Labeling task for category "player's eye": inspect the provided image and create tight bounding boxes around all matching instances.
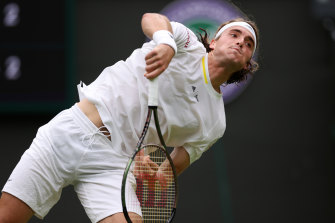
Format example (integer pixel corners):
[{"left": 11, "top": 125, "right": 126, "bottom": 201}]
[{"left": 245, "top": 40, "right": 254, "bottom": 49}]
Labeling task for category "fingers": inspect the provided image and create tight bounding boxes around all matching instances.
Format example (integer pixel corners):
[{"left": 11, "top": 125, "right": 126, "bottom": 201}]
[
  {"left": 144, "top": 44, "right": 174, "bottom": 79},
  {"left": 143, "top": 156, "right": 159, "bottom": 178},
  {"left": 133, "top": 153, "right": 173, "bottom": 191},
  {"left": 144, "top": 50, "right": 158, "bottom": 63},
  {"left": 145, "top": 156, "right": 159, "bottom": 171},
  {"left": 133, "top": 151, "right": 146, "bottom": 178},
  {"left": 144, "top": 56, "right": 167, "bottom": 79},
  {"left": 156, "top": 171, "right": 167, "bottom": 190},
  {"left": 144, "top": 67, "right": 166, "bottom": 79},
  {"left": 134, "top": 154, "right": 158, "bottom": 179}
]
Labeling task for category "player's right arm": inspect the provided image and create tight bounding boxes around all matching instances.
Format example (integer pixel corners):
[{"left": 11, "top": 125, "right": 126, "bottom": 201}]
[
  {"left": 141, "top": 13, "right": 176, "bottom": 79},
  {"left": 141, "top": 13, "right": 173, "bottom": 39}
]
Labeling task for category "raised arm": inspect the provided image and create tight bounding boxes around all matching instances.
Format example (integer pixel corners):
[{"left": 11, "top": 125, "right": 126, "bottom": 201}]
[
  {"left": 141, "top": 13, "right": 176, "bottom": 79},
  {"left": 141, "top": 13, "right": 173, "bottom": 39}
]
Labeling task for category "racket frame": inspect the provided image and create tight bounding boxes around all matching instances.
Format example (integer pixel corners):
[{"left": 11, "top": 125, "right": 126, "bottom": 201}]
[{"left": 121, "top": 105, "right": 178, "bottom": 223}]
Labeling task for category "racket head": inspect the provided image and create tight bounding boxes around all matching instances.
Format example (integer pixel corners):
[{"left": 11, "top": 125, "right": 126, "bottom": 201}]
[{"left": 122, "top": 144, "right": 178, "bottom": 223}]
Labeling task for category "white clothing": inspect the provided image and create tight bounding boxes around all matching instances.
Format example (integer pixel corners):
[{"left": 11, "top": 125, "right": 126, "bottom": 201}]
[
  {"left": 78, "top": 22, "right": 226, "bottom": 164},
  {"left": 2, "top": 105, "right": 140, "bottom": 222},
  {"left": 2, "top": 21, "right": 226, "bottom": 223}
]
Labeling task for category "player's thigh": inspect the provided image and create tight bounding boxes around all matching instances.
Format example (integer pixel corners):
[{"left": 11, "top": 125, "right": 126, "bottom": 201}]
[
  {"left": 98, "top": 212, "right": 142, "bottom": 223},
  {"left": 0, "top": 192, "right": 34, "bottom": 223},
  {"left": 74, "top": 169, "right": 141, "bottom": 223}
]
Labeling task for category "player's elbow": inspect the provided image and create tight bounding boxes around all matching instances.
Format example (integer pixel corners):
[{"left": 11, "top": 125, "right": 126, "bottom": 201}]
[
  {"left": 142, "top": 12, "right": 153, "bottom": 19},
  {"left": 142, "top": 13, "right": 169, "bottom": 25},
  {"left": 142, "top": 13, "right": 157, "bottom": 23}
]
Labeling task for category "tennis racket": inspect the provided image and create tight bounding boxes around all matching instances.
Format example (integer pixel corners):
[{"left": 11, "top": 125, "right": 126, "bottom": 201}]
[{"left": 121, "top": 78, "right": 178, "bottom": 223}]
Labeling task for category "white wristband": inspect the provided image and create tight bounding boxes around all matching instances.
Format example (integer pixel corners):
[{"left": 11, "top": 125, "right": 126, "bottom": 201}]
[{"left": 152, "top": 30, "right": 177, "bottom": 54}]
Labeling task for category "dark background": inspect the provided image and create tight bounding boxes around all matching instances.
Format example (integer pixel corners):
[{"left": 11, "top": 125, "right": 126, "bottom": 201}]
[{"left": 1, "top": 0, "right": 334, "bottom": 222}]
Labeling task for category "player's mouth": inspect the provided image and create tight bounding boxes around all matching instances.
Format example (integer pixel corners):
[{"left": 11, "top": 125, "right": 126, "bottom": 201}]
[{"left": 231, "top": 47, "right": 241, "bottom": 54}]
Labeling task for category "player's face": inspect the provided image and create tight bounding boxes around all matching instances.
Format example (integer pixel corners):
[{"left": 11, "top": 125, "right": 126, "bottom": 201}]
[{"left": 210, "top": 26, "right": 255, "bottom": 70}]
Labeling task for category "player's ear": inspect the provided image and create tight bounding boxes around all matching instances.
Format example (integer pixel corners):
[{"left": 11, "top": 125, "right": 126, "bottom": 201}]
[{"left": 209, "top": 39, "right": 215, "bottom": 51}]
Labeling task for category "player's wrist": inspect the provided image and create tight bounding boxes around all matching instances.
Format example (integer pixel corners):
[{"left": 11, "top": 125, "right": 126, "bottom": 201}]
[{"left": 153, "top": 30, "right": 177, "bottom": 54}]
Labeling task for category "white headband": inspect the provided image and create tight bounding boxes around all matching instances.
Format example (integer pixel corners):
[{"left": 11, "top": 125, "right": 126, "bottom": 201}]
[{"left": 215, "top": 21, "right": 257, "bottom": 54}]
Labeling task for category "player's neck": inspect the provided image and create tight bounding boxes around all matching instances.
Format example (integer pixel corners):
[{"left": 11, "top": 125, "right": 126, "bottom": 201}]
[{"left": 207, "top": 52, "right": 235, "bottom": 93}]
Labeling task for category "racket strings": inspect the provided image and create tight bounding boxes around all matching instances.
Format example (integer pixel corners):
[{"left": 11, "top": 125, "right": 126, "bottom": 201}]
[{"left": 126, "top": 145, "right": 176, "bottom": 222}]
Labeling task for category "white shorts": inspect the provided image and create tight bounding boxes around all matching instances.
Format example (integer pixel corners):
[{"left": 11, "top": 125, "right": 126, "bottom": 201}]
[{"left": 2, "top": 104, "right": 141, "bottom": 223}]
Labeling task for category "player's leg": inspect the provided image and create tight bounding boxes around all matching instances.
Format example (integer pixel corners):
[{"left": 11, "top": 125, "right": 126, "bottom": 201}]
[
  {"left": 98, "top": 212, "right": 142, "bottom": 223},
  {"left": 1, "top": 124, "right": 70, "bottom": 220},
  {"left": 74, "top": 171, "right": 142, "bottom": 223},
  {"left": 74, "top": 155, "right": 142, "bottom": 223},
  {"left": 1, "top": 107, "right": 85, "bottom": 221},
  {"left": 0, "top": 192, "right": 34, "bottom": 223},
  {"left": 72, "top": 104, "right": 143, "bottom": 223},
  {"left": 0, "top": 146, "right": 66, "bottom": 221}
]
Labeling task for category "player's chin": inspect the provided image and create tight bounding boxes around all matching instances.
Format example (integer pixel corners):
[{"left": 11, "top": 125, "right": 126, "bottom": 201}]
[
  {"left": 227, "top": 53, "right": 244, "bottom": 63},
  {"left": 232, "top": 55, "right": 249, "bottom": 67}
]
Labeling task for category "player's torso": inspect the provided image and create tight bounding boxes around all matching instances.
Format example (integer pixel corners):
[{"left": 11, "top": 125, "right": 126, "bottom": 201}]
[
  {"left": 92, "top": 44, "right": 225, "bottom": 155},
  {"left": 144, "top": 52, "right": 226, "bottom": 148}
]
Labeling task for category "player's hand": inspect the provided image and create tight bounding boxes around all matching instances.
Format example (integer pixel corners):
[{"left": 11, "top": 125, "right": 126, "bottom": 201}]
[
  {"left": 155, "top": 165, "right": 173, "bottom": 191},
  {"left": 133, "top": 150, "right": 158, "bottom": 180},
  {"left": 144, "top": 44, "right": 175, "bottom": 79}
]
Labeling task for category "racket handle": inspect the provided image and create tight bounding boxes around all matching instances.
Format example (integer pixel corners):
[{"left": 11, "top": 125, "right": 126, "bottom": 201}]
[{"left": 148, "top": 78, "right": 159, "bottom": 107}]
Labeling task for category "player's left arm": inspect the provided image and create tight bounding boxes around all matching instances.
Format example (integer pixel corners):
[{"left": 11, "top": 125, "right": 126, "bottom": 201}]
[
  {"left": 141, "top": 13, "right": 176, "bottom": 79},
  {"left": 158, "top": 146, "right": 190, "bottom": 177},
  {"left": 170, "top": 146, "right": 190, "bottom": 176},
  {"left": 152, "top": 146, "right": 189, "bottom": 190}
]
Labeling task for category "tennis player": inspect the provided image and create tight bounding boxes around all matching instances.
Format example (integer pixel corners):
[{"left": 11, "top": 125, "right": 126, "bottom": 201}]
[{"left": 0, "top": 13, "right": 259, "bottom": 223}]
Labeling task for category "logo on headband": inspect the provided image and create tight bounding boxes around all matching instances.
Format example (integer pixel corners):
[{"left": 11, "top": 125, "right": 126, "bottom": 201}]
[{"left": 160, "top": 0, "right": 257, "bottom": 105}]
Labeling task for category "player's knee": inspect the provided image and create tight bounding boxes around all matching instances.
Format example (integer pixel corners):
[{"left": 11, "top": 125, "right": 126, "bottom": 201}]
[
  {"left": 0, "top": 193, "right": 33, "bottom": 223},
  {"left": 0, "top": 213, "right": 12, "bottom": 223},
  {"left": 0, "top": 203, "right": 14, "bottom": 223},
  {"left": 0, "top": 209, "right": 31, "bottom": 223}
]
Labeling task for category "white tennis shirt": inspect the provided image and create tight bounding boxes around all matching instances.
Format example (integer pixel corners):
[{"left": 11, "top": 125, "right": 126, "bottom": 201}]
[{"left": 78, "top": 22, "right": 226, "bottom": 164}]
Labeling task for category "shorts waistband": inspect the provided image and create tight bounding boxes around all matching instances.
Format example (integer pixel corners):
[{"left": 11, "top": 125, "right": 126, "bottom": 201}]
[
  {"left": 70, "top": 104, "right": 129, "bottom": 164},
  {"left": 70, "top": 104, "right": 111, "bottom": 145},
  {"left": 71, "top": 103, "right": 101, "bottom": 134}
]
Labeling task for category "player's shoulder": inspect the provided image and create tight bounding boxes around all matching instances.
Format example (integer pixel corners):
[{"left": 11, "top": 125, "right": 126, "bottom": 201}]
[
  {"left": 170, "top": 21, "right": 204, "bottom": 53},
  {"left": 170, "top": 21, "right": 186, "bottom": 28},
  {"left": 171, "top": 21, "right": 195, "bottom": 37}
]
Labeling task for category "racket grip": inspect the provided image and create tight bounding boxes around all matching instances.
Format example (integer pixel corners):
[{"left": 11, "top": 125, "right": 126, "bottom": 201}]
[{"left": 148, "top": 78, "right": 159, "bottom": 107}]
